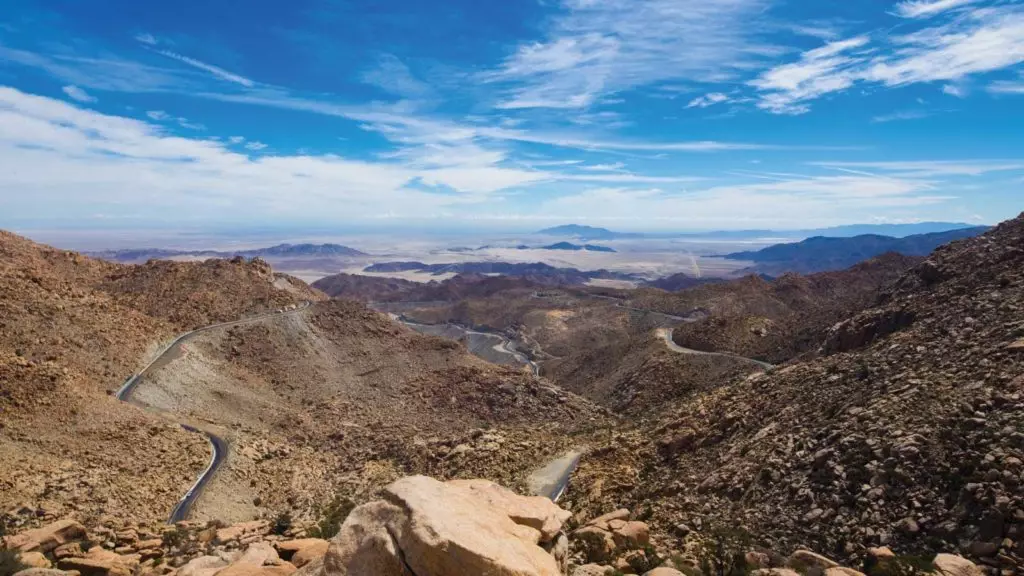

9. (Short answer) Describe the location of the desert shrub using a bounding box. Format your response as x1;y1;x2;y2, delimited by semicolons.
696;526;752;576
0;517;27;576
272;511;293;536
162;525;190;549
0;549;27;576
625;545;665;573
307;496;355;540
864;554;935;576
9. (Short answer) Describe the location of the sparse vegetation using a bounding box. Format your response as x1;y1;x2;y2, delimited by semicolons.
695;527;752;576
272;511;293;536
307;495;355;540
0;517;27;576
864;554;936;576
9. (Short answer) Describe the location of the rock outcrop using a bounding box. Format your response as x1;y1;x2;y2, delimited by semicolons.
299;475;570;576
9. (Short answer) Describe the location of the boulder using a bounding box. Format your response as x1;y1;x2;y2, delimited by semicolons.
644;569;686;576
932;554;984;576
215;521;270;546
572;565;613;576
56;556;131;576
302;475;566;576
752;570;801;576
574;526;617;563
448;479;571;542
12;570;70;576
18;552;52;569
612;521;650;548
825;569;866;576
788;550;839;571
176;555;228;576
586;510;631;532
6;519;86;553
276;539;330;560
291;541;330;568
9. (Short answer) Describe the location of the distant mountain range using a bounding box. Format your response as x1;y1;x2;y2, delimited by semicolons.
538;242;616;253
537;221;981;241
88;243;367;263
363;261;639;283
724;226;990;274
536;224;643;240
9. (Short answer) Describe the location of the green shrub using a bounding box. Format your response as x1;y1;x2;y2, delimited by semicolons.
696;526;752;576
0;548;28;576
307;496;355;540
272;511;293;536
864;554;935;576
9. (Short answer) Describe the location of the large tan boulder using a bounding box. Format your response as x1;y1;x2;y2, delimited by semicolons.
932;554;984;576
788;550;839;571
216;542;295;576
448;479;571;542
177;555;228;576
644;569;686;576
302;475;568;576
291;541;331;568
6;519;86;553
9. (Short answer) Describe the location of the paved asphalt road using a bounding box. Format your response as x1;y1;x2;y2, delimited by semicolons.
116;302;311;523
656;327;775;370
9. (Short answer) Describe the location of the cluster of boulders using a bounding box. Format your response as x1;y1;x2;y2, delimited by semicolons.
2;513;330;576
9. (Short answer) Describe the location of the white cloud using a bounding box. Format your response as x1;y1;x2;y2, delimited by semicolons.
244;141;268;151
146;110;171;121
580;162;626;171
150;48;255;87
871;110;930;122
486;0;777;109
811;160;1024;177
942;83;968;97
752;6;1024;113
228;136;245;144
134;33;158;46
361;54;432;99
61;85;96;103
893;0;978;19
686;92;730;108
988;80;1024;94
750;36;869;114
177;118;206;130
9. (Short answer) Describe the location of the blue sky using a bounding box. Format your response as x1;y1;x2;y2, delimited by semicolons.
0;0;1022;232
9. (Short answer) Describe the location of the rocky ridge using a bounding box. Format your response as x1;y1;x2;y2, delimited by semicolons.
568;214;1024;571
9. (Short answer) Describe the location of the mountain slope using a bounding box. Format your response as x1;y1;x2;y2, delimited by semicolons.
726;227;990;274
0;231;318;524
572;212;1024;568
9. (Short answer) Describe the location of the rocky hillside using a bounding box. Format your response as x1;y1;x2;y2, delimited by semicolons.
570;213;1024;570
633;253;921;363
0;230;320;525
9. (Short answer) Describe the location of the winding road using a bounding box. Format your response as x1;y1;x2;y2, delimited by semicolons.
656;327;775;370
116;302;311;523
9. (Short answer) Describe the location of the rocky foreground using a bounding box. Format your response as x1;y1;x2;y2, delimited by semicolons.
2;475;985;576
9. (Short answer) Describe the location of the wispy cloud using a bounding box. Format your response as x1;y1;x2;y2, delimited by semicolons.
134;33;158;46
361;54;432;100
146;110;171;121
61;85;95;103
486;0;777;109
149;48;255;87
686;92;730;108
244;141;268;151
988;80;1024;94
871;110;930;123
811;160;1024;177
893;0;979;19
752;5;1024;113
942;83;968;97
750;36;870;114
